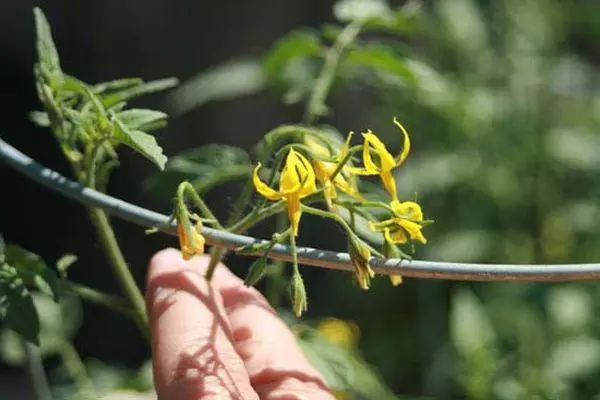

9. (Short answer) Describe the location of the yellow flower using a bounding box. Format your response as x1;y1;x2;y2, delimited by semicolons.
176;217;205;260
369;200;427;245
253;148;317;236
306;135;362;206
317;317;360;348
348;118;411;200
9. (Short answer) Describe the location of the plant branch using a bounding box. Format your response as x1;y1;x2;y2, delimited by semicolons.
5;137;600;282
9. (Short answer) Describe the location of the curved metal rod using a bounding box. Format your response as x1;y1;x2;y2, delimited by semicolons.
2;137;600;282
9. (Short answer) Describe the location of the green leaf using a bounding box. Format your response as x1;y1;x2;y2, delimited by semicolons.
116;109;168;132
112;112;168;170
102;77;179;108
0;264;39;345
92;78;144;94
346;45;416;84
5;245;61;302
169;59;266;115
33;8;62;83
0;294;82;365
145;144;251;197
56;253;78;277
28;111;51;127
450;289;496;356
333;0;392;23
263;31;321;82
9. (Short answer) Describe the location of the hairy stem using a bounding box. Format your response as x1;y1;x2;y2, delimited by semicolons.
303;21;363;124
88;208;149;339
59;340;96;398
62;280;134;317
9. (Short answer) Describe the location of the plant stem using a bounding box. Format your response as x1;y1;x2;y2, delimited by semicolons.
87;207;149;339
22;339;52;400
205;246;225;281
62;280;134;317
59;340;96;399
303;21;363;124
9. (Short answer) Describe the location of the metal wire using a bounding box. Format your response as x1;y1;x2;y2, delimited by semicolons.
2;137;600;282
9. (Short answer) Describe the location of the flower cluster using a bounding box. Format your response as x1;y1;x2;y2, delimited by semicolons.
171;117;430;314
253;118;430;289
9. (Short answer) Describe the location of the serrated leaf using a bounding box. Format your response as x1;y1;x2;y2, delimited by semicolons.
5;245;61;302
244;258;269;287
102;77;178;108
92;78;144;94
0;264;40;345
116;109;168;132
33;8;62;83
263;31;321;81
169;59;265;115
112;113;167;170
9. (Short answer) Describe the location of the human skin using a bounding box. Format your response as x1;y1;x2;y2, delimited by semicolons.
146;248;334;399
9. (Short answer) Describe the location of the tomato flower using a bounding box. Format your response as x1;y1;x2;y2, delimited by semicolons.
349;118;411;200
253;148;317;236
306;134;362;207
176;217;205;260
369;200;427;245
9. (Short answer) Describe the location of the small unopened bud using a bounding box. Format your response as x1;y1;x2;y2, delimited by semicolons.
290;271;308;317
383;240;404;286
348;236;375;290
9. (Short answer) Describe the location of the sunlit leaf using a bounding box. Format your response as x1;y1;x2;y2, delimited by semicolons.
112;112;168;170
102;77;178;108
116;109;168;132
33;8;62;84
346;45;416;84
548;336;600;381
333;0;391;23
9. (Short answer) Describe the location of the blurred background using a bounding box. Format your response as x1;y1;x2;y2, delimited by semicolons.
1;0;600;398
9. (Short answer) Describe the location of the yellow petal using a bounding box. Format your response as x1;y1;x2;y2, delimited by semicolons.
280;149;303;195
253;163;283;200
393;118;411;166
363;132;396;172
389;274;403;286
287;194;302;236
380;170;398;200
384;228;408;244
390;200;424;221
398;220;427;244
295;150;317;197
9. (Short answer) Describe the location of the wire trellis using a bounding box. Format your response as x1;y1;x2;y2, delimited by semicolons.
2;137;600;282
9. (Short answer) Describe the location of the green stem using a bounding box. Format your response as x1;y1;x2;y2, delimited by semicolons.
62;280;134;317
228;200;287;234
303;21;363;124
88;207;149;339
58;340;96;398
205;246;225;281
22;339;52;400
177;182;224;230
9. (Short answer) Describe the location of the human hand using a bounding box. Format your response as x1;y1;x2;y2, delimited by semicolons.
146;248;333;399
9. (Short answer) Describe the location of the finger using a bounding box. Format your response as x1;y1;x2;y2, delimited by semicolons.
146;248;259;400
207;263;334;399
